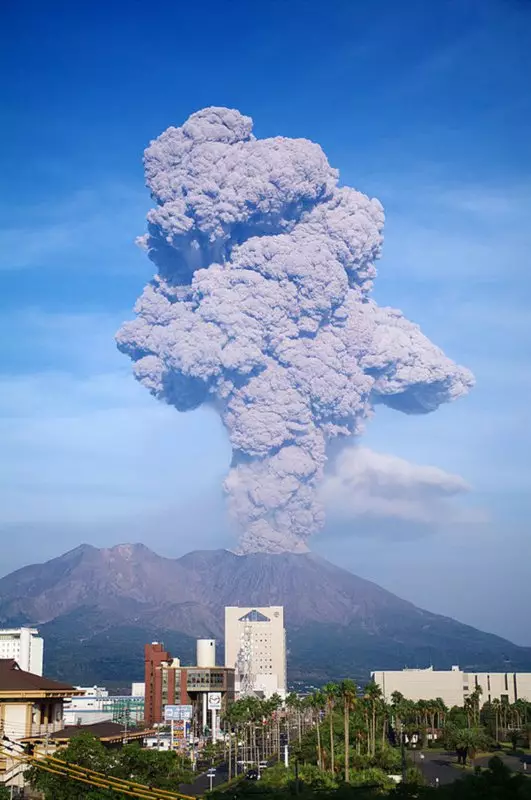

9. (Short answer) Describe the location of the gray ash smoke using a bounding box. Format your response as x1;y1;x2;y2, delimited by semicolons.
117;107;474;553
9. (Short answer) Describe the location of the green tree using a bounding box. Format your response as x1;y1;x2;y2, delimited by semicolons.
309;690;325;770
322;682;339;774
363;681;383;758
25;733;192;800
443;723;490;765
115;742;192;788
339;679;357;783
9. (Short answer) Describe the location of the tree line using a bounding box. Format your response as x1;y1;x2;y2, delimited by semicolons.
220;681;531;786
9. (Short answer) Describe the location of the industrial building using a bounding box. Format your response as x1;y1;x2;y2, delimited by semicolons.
143;639;235;736
371;666;531;707
224;606;287;698
63;686;145;727
0;628;44;676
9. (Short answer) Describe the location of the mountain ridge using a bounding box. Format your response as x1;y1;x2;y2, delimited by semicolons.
0;544;529;684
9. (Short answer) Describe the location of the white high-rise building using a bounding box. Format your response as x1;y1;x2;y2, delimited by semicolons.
0;628;44;675
225;606;287;699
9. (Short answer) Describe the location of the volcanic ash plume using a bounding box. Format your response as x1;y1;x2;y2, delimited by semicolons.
116;107;474;554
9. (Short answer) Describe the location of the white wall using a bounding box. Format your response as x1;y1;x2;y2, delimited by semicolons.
30;637;44;676
63;687;110;725
3;703;29;741
466;673;531;704
372;668;464;708
225;606;286;698
372;668;531;707
515;673;531;701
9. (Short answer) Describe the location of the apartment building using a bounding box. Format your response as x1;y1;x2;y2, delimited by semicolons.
0;628;44;676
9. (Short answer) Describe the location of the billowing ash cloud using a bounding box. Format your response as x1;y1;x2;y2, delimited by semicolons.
117;107;474;554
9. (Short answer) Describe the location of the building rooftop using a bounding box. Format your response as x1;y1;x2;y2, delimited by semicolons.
0;659;79;694
49;721;154;742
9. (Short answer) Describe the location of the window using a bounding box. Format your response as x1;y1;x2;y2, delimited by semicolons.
238;610;270;623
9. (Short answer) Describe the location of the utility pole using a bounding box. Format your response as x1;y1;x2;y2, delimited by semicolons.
400;730;407;784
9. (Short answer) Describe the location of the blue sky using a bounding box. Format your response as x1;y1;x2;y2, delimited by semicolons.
1;0;530;644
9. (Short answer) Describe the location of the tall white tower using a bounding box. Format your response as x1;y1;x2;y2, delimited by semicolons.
224;607;286;698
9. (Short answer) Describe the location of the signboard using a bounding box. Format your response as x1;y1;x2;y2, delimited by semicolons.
164;704;193;721
208;692;222;711
172;720;186;739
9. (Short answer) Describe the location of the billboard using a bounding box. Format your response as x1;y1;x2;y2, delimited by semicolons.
164;704;193;721
208;692;222;710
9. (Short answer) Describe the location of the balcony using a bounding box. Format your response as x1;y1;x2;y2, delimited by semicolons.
30;720;64;738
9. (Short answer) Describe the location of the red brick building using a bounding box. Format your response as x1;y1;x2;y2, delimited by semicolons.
143;642;235;728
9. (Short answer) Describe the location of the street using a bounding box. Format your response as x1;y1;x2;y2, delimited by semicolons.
180;761;229;796
414;749;531;787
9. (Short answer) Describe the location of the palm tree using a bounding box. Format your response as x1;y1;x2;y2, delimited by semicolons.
309;691;325;770
286;692;304;746
323;682;339;774
363;681;383;758
339;680;357;783
491;698;501;743
435;697;448;731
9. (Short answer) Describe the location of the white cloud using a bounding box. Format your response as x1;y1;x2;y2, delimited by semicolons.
321;445;483;528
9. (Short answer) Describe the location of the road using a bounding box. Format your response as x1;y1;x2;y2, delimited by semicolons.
412;751;463;786
413;749;531;787
180;761;229;796
476;750;531;775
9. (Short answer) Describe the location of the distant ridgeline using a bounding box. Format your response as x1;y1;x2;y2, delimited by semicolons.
0;545;529;685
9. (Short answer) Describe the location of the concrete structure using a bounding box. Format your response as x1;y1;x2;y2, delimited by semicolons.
0;628;44;676
63;687;145;727
131;682;145;697
225;606;287;698
0;659;82;790
63;686;110;726
372;666;531;707
143;641;235;736
197;639;216;668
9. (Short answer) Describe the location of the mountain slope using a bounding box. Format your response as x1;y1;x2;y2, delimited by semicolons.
0;544;529;684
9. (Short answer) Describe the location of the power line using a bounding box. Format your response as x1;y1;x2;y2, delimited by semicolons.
0;738;196;800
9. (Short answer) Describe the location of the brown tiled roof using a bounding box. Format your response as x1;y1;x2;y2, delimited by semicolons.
0;659;77;693
50;721;152;741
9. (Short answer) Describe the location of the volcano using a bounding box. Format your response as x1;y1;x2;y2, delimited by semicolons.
0;544;529;685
